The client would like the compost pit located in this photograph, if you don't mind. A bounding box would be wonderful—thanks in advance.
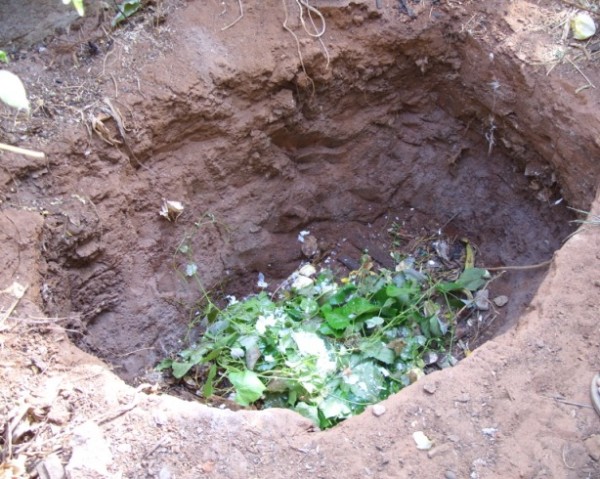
[26,2,580,390]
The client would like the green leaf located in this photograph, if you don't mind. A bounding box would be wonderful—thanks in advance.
[171,361,194,379]
[321,304,350,330]
[294,402,320,426]
[202,364,217,398]
[319,396,351,419]
[436,281,463,294]
[385,283,417,305]
[365,316,384,329]
[326,284,356,306]
[360,341,395,364]
[341,297,380,318]
[349,361,385,402]
[228,370,266,406]
[300,297,319,317]
[456,268,488,291]
[155,358,173,371]
[0,51,8,64]
[112,0,142,27]
[428,316,444,338]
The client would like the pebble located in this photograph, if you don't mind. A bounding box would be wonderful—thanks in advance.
[456,393,470,403]
[36,453,65,479]
[445,471,457,479]
[117,443,132,453]
[372,404,386,417]
[481,427,498,437]
[423,383,437,395]
[427,443,452,459]
[493,295,509,307]
[474,290,489,310]
[584,434,600,461]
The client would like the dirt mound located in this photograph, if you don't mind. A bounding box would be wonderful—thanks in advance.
[1,0,600,477]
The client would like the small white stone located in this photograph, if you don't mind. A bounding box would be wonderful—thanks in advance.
[372,404,386,417]
[413,431,433,450]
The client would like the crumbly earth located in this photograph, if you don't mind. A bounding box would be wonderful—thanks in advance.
[1,1,600,478]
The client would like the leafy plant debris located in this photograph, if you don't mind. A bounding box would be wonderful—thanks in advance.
[159,233,494,429]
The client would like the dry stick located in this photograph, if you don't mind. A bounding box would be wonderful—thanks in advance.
[483,259,553,272]
[559,0,598,14]
[0,285,29,329]
[565,56,596,91]
[0,142,45,159]
[221,0,244,31]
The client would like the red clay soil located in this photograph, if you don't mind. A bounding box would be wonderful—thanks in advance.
[1,1,600,478]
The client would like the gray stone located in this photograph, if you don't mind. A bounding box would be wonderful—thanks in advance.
[427,443,453,459]
[65,421,112,478]
[584,434,600,461]
[36,453,65,479]
[423,382,437,395]
[492,295,508,307]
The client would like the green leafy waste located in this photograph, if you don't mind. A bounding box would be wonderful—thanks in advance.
[159,259,489,429]
[112,0,142,27]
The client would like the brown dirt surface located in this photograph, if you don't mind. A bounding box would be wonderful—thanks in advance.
[1,0,600,478]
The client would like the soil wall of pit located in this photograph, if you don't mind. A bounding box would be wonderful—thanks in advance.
[3,1,598,380]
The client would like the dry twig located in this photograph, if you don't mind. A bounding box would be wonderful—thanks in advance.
[0,143,45,159]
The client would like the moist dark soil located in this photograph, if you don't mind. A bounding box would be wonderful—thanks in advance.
[1,1,600,478]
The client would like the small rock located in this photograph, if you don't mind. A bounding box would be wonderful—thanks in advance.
[47,402,71,425]
[445,471,458,479]
[447,434,460,443]
[481,427,498,437]
[66,422,112,478]
[31,356,49,372]
[372,404,386,417]
[427,443,453,459]
[36,453,65,479]
[423,351,438,366]
[584,434,600,461]
[407,368,425,384]
[456,393,470,403]
[352,14,364,25]
[301,235,319,258]
[413,431,433,450]
[493,295,508,307]
[423,383,437,395]
[474,289,489,310]
[116,443,132,453]
[153,409,169,426]
[159,466,172,479]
